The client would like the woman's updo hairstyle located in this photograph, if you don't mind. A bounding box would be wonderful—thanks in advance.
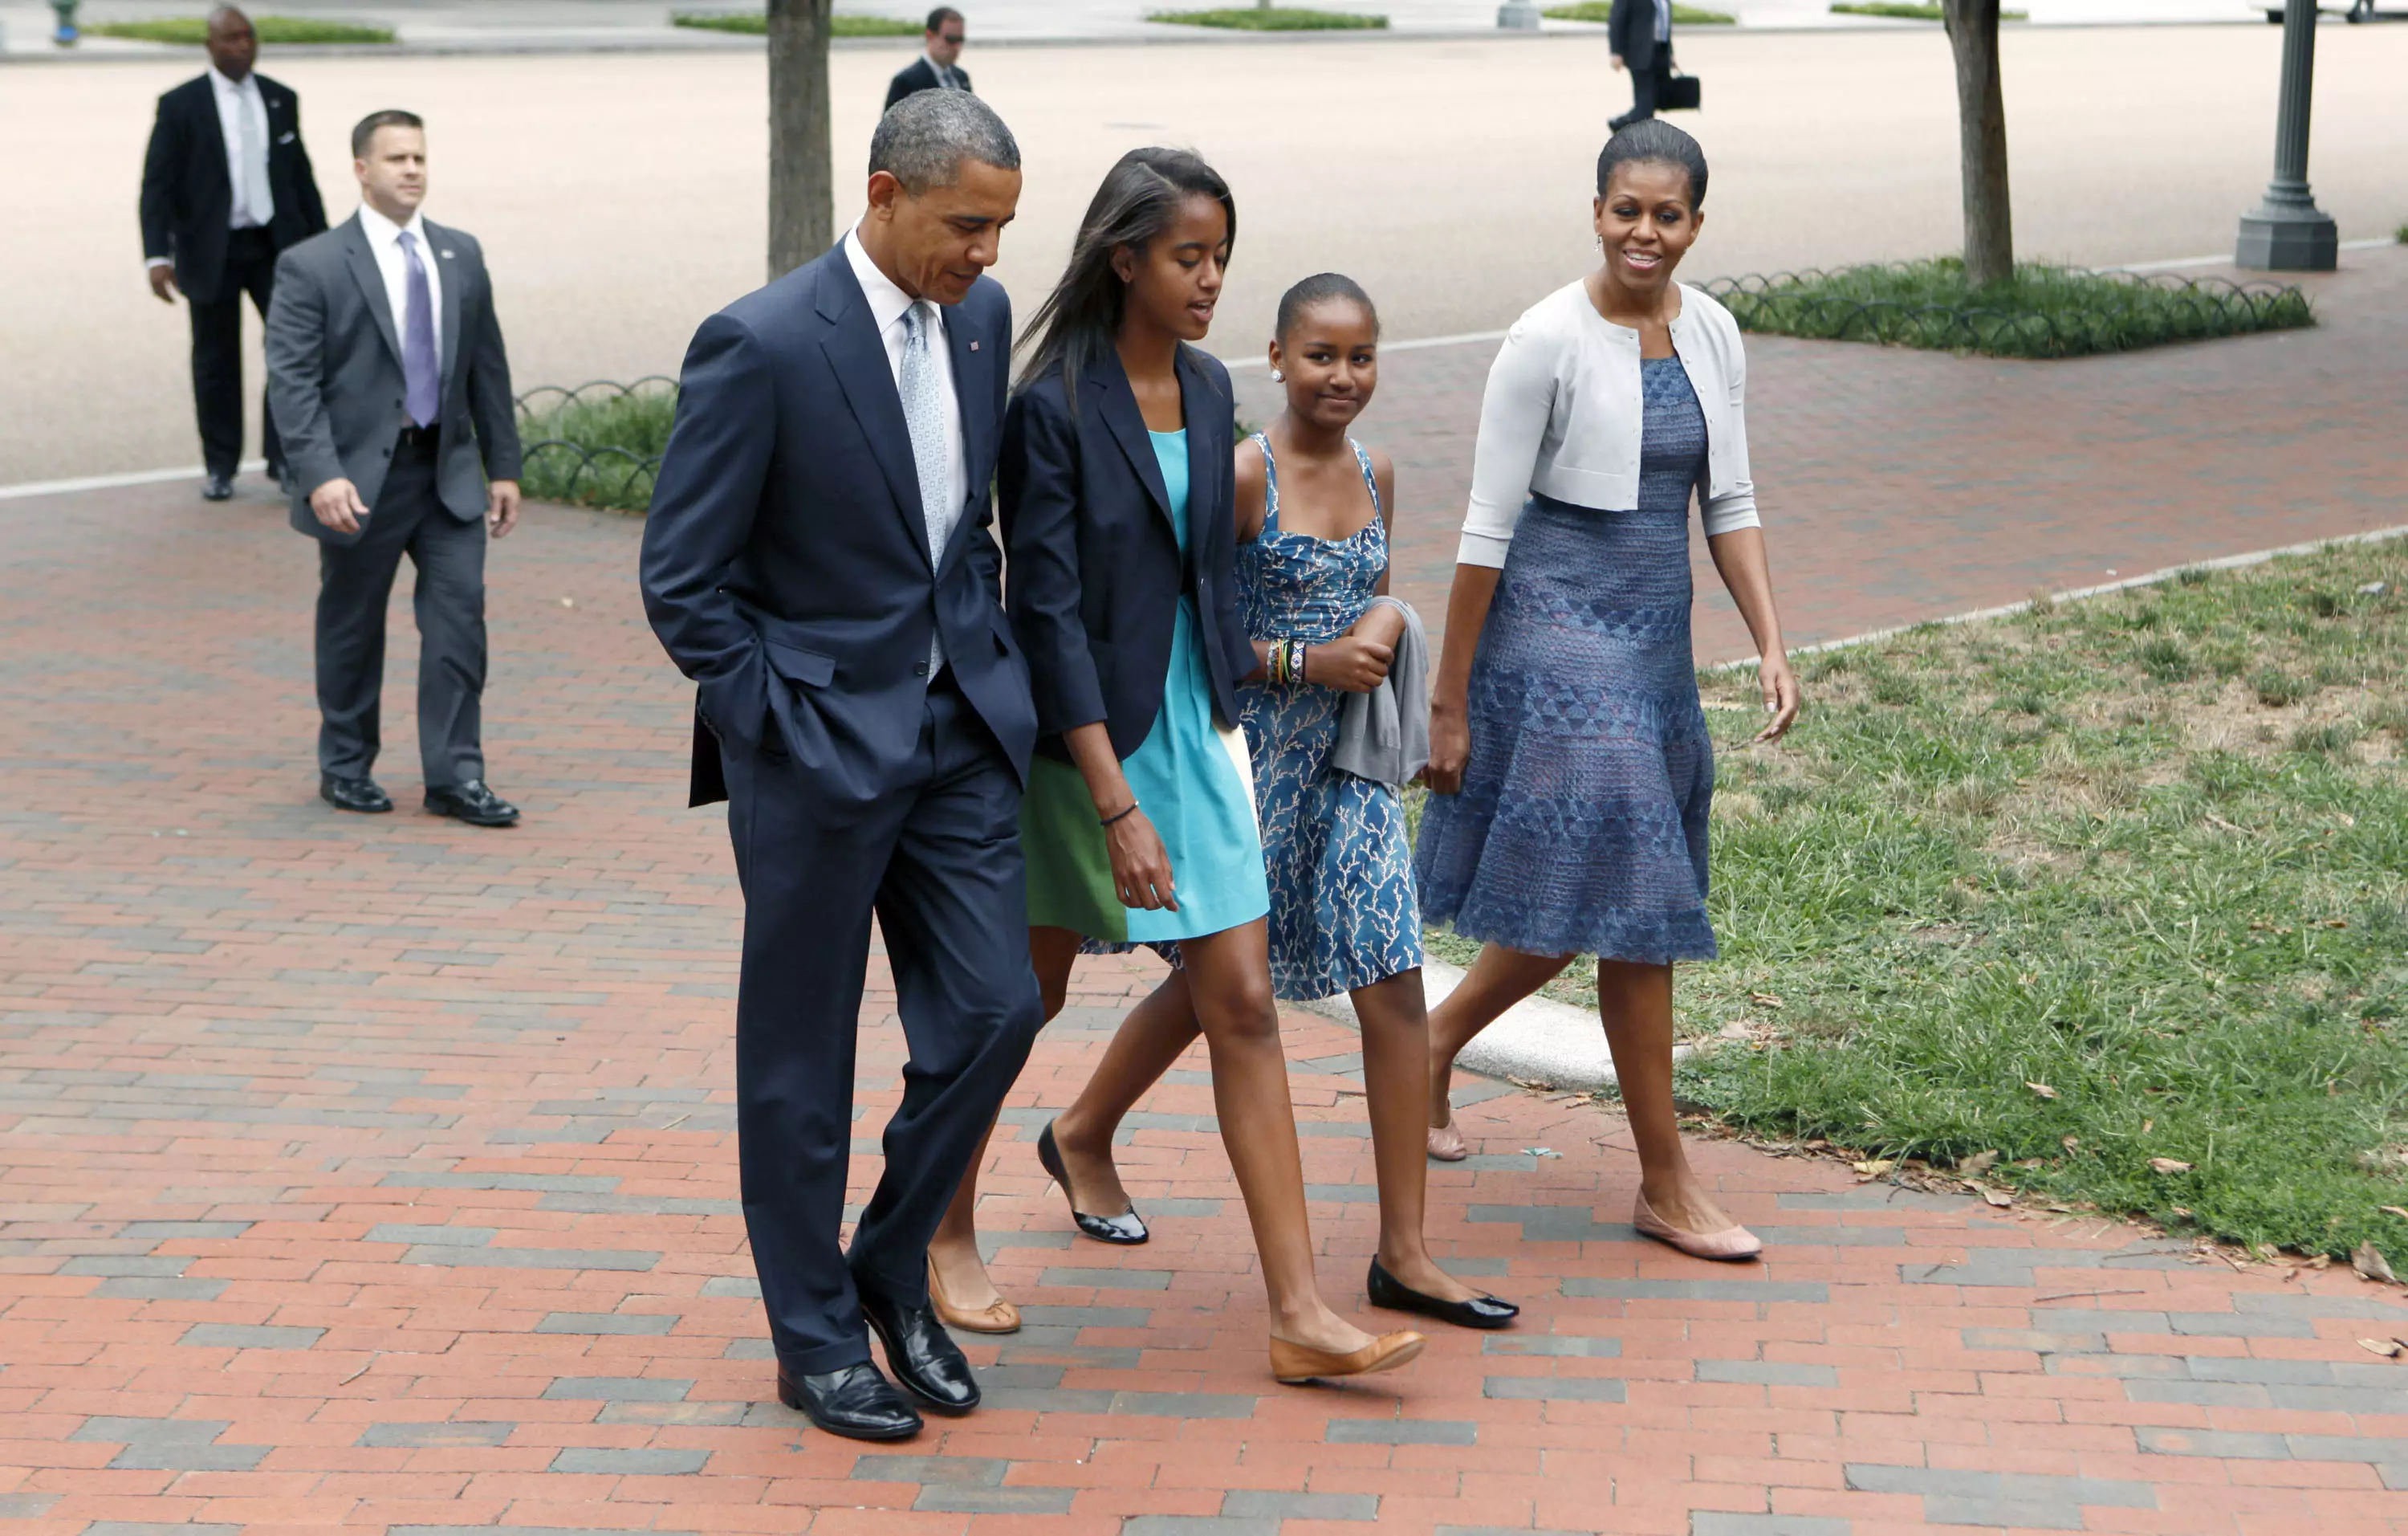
[1274,272,1380,342]
[1596,119,1709,210]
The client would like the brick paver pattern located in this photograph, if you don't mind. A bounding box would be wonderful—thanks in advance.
[5,251,2406,1535]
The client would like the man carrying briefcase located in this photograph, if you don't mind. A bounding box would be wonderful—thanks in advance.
[1609,0,1699,128]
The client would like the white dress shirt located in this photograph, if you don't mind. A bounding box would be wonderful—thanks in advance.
[1654,0,1673,43]
[210,66,273,229]
[1456,280,1759,568]
[359,202,443,377]
[844,225,967,548]
[923,51,964,89]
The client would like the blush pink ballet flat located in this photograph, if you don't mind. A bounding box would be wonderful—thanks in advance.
[1633,1192,1763,1262]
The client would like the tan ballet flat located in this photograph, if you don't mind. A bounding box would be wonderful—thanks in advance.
[928,1257,1021,1334]
[1633,1192,1763,1262]
[1427,1119,1468,1162]
[1269,1328,1425,1384]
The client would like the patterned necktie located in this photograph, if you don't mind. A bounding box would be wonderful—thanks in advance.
[897,300,953,674]
[397,230,439,429]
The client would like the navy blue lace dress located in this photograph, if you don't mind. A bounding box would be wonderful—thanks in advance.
[1413,356,1716,965]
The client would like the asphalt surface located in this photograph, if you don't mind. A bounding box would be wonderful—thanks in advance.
[5,24,2405,483]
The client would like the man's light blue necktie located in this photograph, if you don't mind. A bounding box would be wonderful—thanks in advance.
[897,301,954,676]
[397,230,439,429]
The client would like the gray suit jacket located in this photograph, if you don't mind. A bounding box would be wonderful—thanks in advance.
[266,211,522,544]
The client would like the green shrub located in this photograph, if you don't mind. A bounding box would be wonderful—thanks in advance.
[2251,668,2308,707]
[1828,0,2024,15]
[1544,2,1738,21]
[89,14,395,43]
[1709,258,2313,360]
[1147,7,1389,28]
[515,382,677,515]
[672,10,925,35]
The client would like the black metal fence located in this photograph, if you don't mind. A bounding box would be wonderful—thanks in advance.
[514,377,677,512]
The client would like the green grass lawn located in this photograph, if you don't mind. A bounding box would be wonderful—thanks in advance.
[1432,541,2408,1264]
[1544,2,1739,22]
[671,10,925,35]
[1147,7,1390,27]
[1828,1,2026,16]
[87,14,394,43]
[515,385,676,515]
[1708,258,2312,359]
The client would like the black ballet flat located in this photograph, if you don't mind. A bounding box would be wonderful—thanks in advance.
[1366,1257,1519,1330]
[1035,1120,1149,1245]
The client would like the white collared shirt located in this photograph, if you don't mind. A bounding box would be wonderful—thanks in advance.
[209,65,273,228]
[923,51,963,89]
[844,224,967,545]
[359,202,443,377]
[1653,0,1672,41]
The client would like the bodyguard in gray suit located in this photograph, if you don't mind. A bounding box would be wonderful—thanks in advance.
[266,108,525,827]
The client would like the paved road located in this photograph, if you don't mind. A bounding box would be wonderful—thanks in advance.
[5,25,2406,484]
[7,319,2408,1530]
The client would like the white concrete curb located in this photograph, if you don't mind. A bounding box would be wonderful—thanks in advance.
[1296,957,1655,1092]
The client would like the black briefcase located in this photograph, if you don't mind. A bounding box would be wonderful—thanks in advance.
[1662,71,1702,111]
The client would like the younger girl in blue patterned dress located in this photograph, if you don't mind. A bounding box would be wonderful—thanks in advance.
[1039,276,1516,1332]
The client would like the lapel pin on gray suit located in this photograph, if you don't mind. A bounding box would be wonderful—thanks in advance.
[264,108,526,828]
[639,88,1039,1444]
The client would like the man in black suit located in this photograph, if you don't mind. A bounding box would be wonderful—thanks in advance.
[883,6,970,110]
[140,5,328,501]
[266,110,526,829]
[640,89,1039,1442]
[1608,0,1675,131]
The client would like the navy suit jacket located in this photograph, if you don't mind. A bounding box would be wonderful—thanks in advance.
[139,72,329,304]
[1000,344,1254,764]
[640,243,1034,809]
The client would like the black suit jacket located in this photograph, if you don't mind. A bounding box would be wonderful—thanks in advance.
[1001,344,1254,764]
[641,242,1033,809]
[884,56,972,111]
[139,72,328,304]
[1608,0,1666,71]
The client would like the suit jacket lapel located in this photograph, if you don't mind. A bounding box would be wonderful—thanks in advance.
[427,218,465,397]
[937,297,990,568]
[339,214,405,370]
[1088,347,1172,533]
[814,250,932,569]
[191,77,230,201]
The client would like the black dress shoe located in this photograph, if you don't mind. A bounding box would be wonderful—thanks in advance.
[201,474,234,502]
[1367,1257,1519,1330]
[855,1270,980,1415]
[425,779,519,827]
[320,775,393,814]
[775,1361,921,1440]
[1036,1120,1149,1244]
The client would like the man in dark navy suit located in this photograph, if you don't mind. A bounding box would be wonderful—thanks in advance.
[639,89,1039,1443]
[140,5,329,499]
[883,6,970,110]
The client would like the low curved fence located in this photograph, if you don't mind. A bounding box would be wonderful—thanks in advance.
[514,376,677,513]
[1703,265,2312,360]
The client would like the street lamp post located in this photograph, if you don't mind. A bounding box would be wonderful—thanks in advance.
[2235,0,2338,271]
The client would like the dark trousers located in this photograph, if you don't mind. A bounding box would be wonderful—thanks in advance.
[720,677,1043,1375]
[1614,51,1674,127]
[314,431,488,785]
[190,226,285,479]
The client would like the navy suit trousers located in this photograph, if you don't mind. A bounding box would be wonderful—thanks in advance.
[720,677,1043,1374]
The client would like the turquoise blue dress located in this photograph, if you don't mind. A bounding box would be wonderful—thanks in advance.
[1235,434,1423,1000]
[1019,430,1271,946]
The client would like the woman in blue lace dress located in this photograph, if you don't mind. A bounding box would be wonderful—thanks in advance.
[1418,121,1800,1261]
[1036,276,1516,1332]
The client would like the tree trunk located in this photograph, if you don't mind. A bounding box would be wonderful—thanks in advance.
[1942,0,2013,289]
[767,0,834,281]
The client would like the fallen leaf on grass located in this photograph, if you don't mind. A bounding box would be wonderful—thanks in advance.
[2148,1158,2194,1175]
[1748,992,1785,1009]
[2382,1207,2408,1221]
[2360,1338,2403,1359]
[1959,1150,2000,1176]
[2203,812,2247,834]
[2026,1082,2058,1099]
[2353,1242,2398,1283]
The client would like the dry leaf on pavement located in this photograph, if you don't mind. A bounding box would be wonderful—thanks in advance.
[2358,1338,2402,1358]
[1959,1150,2000,1176]
[2353,1241,2398,1283]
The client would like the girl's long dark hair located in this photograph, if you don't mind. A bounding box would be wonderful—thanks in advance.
[1015,147,1237,399]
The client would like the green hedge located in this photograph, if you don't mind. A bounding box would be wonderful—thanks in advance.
[1544,2,1738,22]
[1706,259,2312,359]
[87,15,395,43]
[515,381,676,515]
[671,10,925,35]
[1147,7,1390,28]
[1829,1,2027,15]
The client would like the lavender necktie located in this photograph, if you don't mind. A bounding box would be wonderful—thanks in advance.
[397,230,438,428]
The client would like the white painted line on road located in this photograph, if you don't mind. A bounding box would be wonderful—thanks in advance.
[2113,236,2396,272]
[0,460,265,502]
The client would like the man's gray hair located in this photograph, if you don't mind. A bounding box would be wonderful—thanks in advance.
[868,91,1019,198]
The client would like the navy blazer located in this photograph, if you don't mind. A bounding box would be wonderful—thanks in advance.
[639,242,1035,808]
[138,72,329,304]
[1000,344,1254,763]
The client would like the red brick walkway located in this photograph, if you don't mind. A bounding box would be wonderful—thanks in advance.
[6,249,2408,1536]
